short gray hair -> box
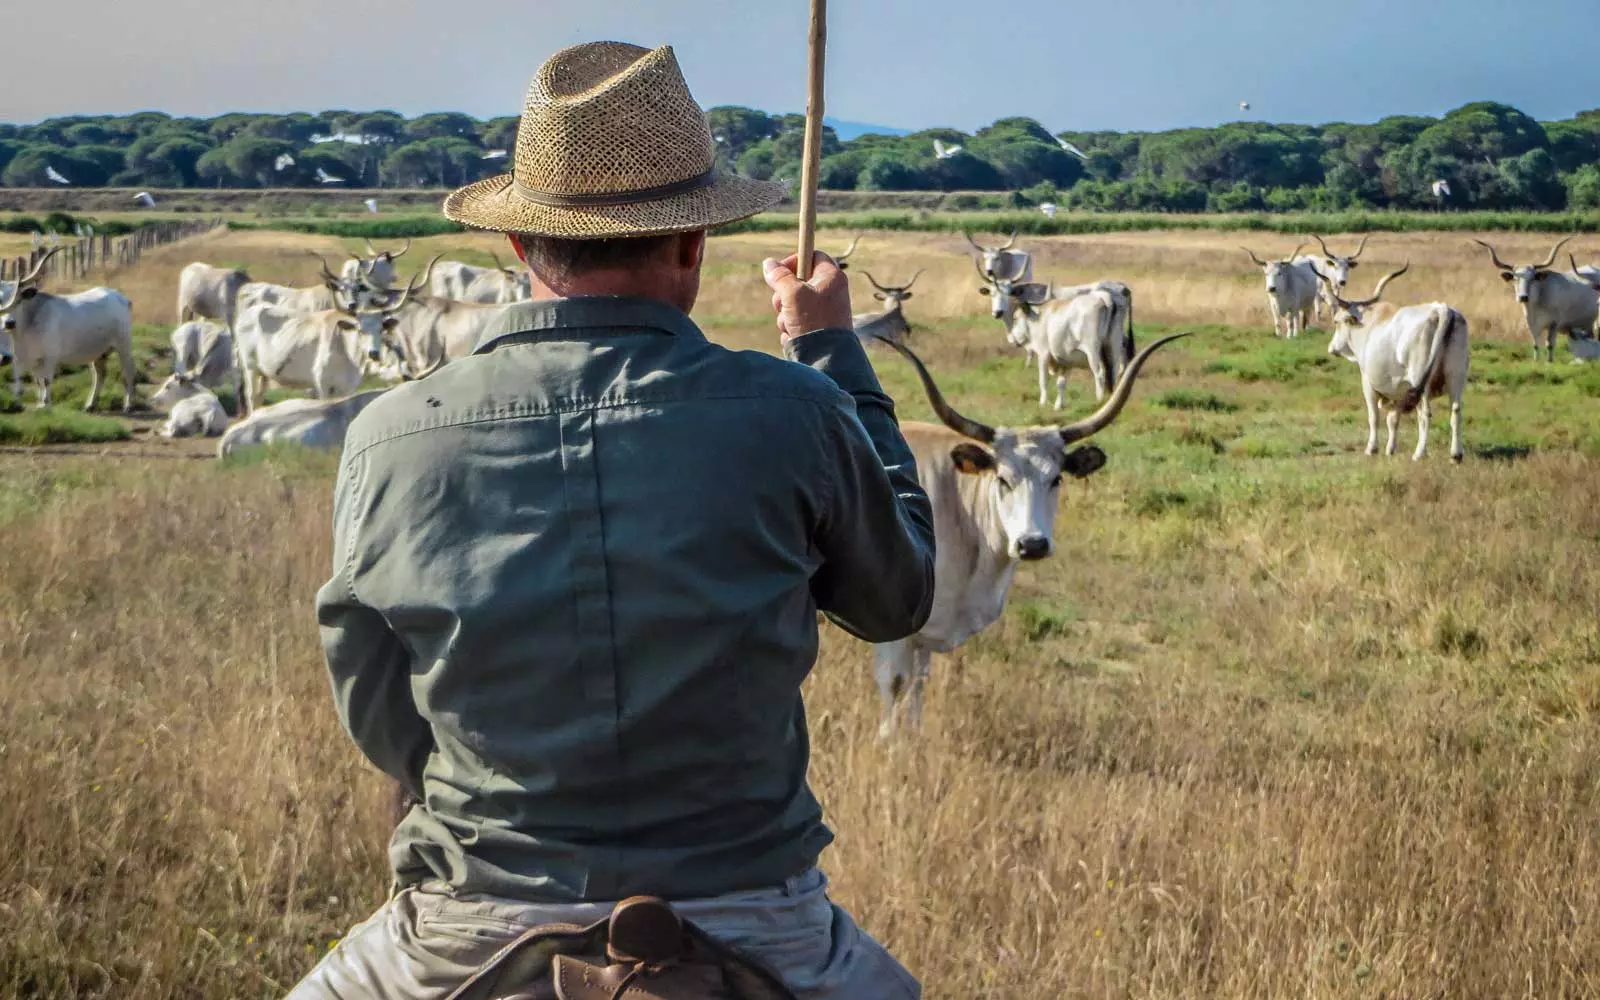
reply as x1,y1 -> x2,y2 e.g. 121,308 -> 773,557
511,232 -> 691,282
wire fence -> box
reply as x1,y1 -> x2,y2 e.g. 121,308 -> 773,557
0,218 -> 225,283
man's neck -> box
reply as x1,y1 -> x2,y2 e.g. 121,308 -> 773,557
529,272 -> 689,313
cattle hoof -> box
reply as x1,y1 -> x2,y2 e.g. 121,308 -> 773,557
1452,453 -> 1464,464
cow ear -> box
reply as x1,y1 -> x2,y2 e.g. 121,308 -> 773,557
902,291 -> 914,299
1347,261 -> 1360,269
1534,271 -> 1550,282
19,287 -> 38,300
335,318 -> 357,331
1500,271 -> 1515,282
978,286 -> 990,295
1061,445 -> 1107,479
874,292 -> 885,301
950,443 -> 996,475
382,317 -> 400,330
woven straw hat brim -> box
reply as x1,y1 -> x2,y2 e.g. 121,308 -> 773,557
443,170 -> 787,238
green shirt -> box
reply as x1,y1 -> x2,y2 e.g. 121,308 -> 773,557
317,296 -> 935,903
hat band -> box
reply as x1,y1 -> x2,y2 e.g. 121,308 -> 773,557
512,168 -> 717,208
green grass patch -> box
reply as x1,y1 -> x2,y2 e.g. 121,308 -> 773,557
216,443 -> 343,479
1013,600 -> 1079,641
1156,389 -> 1241,413
0,409 -> 130,445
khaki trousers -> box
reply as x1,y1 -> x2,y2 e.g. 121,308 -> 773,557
286,868 -> 919,1000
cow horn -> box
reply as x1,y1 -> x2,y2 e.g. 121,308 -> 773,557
1471,238 -> 1514,272
1314,234 -> 1335,258
14,246 -> 63,289
385,264 -> 431,313
1536,235 -> 1571,271
1349,234 -> 1370,260
310,252 -> 345,290
364,238 -> 379,256
1058,333 -> 1190,446
406,253 -> 444,302
871,335 -> 996,444
836,235 -> 861,261
862,271 -> 892,295
1346,262 -> 1410,308
488,249 -> 510,273
903,268 -> 924,291
1243,247 -> 1269,268
974,254 -> 995,284
389,238 -> 412,261
1307,262 -> 1348,307
1283,242 -> 1307,262
403,353 -> 449,382
964,231 -> 988,254
1002,227 -> 1019,250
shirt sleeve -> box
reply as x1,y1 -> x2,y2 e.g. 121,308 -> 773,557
785,328 -> 936,643
316,450 -> 434,798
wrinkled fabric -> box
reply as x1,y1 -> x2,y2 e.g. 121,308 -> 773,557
287,868 -> 918,1000
317,296 -> 935,904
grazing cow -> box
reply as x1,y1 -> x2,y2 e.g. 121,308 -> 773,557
980,264 -> 1128,407
1298,234 -> 1369,320
866,333 -> 1187,736
217,356 -> 444,458
1243,244 -> 1318,337
171,320 -> 235,387
234,275 -> 419,414
0,248 -> 135,412
176,262 -> 251,334
1473,236 -> 1597,362
851,270 -> 921,346
340,238 -> 411,293
1313,263 -> 1469,462
150,373 -> 229,438
428,251 -> 532,304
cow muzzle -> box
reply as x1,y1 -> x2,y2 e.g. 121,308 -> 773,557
1015,536 -> 1052,561
368,348 -> 382,361
1516,294 -> 1530,303
1,317 -> 13,332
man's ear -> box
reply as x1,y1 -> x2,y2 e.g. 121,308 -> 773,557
678,230 -> 706,269
507,233 -> 529,267
1062,445 -> 1107,479
951,442 -> 996,475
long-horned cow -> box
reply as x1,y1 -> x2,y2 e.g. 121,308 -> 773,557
1473,236 -> 1596,362
1313,263 -> 1469,462
341,238 -> 411,293
428,250 -> 533,304
966,229 -> 1032,285
150,372 -> 229,438
970,239 -> 1134,368
237,253 -> 368,316
1566,255 -> 1600,361
980,263 -> 1130,407
0,247 -> 136,412
388,255 -> 515,369
867,332 -> 1188,736
1299,234 -> 1370,320
851,270 -> 922,346
176,262 -> 251,334
1243,243 -> 1318,338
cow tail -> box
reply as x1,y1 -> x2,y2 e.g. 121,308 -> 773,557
1400,306 -> 1455,414
1122,288 -> 1136,368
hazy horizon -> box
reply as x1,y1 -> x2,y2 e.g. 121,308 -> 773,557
9,0 -> 1600,132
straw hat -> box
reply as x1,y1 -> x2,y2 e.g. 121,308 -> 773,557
444,42 -> 787,238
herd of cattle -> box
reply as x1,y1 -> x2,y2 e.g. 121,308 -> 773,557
0,230 -> 1596,733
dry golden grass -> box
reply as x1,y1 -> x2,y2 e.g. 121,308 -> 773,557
5,228 -> 1600,998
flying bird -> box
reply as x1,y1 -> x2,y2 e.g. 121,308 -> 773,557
29,232 -> 41,247
363,198 -> 379,214
316,167 -> 345,184
1432,179 -> 1452,201
45,165 -> 70,185
274,153 -> 296,172
133,191 -> 157,207
1055,137 -> 1088,160
1039,203 -> 1059,218
73,223 -> 84,237
933,139 -> 963,160
482,149 -> 509,160
1239,101 -> 1251,112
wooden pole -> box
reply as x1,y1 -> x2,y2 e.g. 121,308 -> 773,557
795,0 -> 827,281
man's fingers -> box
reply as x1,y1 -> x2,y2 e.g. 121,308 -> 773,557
762,257 -> 803,296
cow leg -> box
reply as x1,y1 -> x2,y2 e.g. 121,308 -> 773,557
1449,393 -> 1464,463
1413,395 -> 1431,461
1361,378 -> 1380,456
1085,353 -> 1108,403
37,357 -> 59,409
1055,371 -> 1068,410
905,645 -> 934,732
85,357 -> 106,411
1384,406 -> 1400,457
118,342 -> 135,413
873,640 -> 914,740
1037,355 -> 1050,407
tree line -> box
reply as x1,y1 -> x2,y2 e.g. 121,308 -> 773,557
4,102 -> 1600,212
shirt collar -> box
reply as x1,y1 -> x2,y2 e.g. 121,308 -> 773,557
474,296 -> 707,355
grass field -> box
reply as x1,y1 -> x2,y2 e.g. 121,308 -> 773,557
4,227 -> 1600,998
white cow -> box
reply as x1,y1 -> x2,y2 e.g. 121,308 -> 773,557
428,251 -> 533,304
150,373 -> 228,438
1297,234 -> 1370,320
980,268 -> 1127,407
217,356 -> 443,458
1314,263 -> 1469,462
340,239 -> 411,294
966,229 -> 1033,286
176,262 -> 251,334
851,271 -> 921,346
865,333 -> 1187,736
969,242 -> 1133,368
237,254 -> 367,316
0,248 -> 135,411
1473,237 -> 1597,362
387,255 -> 512,369
1244,244 -> 1318,338
171,320 -> 235,387
234,278 -> 418,414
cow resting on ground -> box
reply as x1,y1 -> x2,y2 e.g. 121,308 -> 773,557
428,250 -> 532,304
1313,263 -> 1469,462
980,262 -> 1129,407
866,332 -> 1188,736
176,262 -> 251,334
851,270 -> 921,346
150,372 -> 228,438
217,356 -> 443,458
1244,243 -> 1317,338
1473,236 -> 1595,362
0,247 -> 135,412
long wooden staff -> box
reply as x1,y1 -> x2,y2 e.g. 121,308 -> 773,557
795,0 -> 827,280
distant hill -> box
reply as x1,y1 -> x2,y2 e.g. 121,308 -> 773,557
824,117 -> 910,140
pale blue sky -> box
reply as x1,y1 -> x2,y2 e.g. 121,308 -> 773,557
8,0 -> 1600,131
